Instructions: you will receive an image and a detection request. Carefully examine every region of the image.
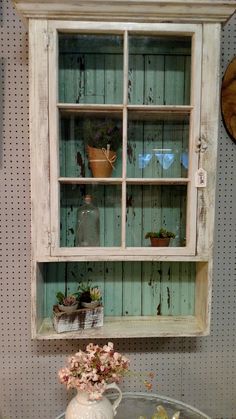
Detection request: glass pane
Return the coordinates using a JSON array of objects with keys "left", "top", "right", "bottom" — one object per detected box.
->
[
  {"left": 126, "top": 185, "right": 186, "bottom": 247},
  {"left": 59, "top": 34, "right": 123, "bottom": 104},
  {"left": 60, "top": 184, "right": 121, "bottom": 247},
  {"left": 127, "top": 112, "right": 189, "bottom": 178},
  {"left": 128, "top": 36, "right": 191, "bottom": 105},
  {"left": 59, "top": 111, "right": 123, "bottom": 178}
]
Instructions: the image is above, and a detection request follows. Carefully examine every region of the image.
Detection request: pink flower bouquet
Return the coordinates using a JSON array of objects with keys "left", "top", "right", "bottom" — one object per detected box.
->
[{"left": 58, "top": 342, "right": 130, "bottom": 400}]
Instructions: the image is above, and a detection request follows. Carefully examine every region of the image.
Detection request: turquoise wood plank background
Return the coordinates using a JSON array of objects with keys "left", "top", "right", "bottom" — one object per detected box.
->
[
  {"left": 59, "top": 34, "right": 191, "bottom": 105},
  {"left": 43, "top": 262, "right": 195, "bottom": 317},
  {"left": 128, "top": 36, "right": 191, "bottom": 105},
  {"left": 59, "top": 34, "right": 123, "bottom": 104}
]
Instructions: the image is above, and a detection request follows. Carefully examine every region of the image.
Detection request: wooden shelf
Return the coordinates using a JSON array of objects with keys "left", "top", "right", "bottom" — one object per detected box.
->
[
  {"left": 24, "top": 15, "right": 227, "bottom": 339},
  {"left": 36, "top": 254, "right": 208, "bottom": 262},
  {"left": 36, "top": 315, "right": 207, "bottom": 339},
  {"left": 51, "top": 247, "right": 196, "bottom": 258}
]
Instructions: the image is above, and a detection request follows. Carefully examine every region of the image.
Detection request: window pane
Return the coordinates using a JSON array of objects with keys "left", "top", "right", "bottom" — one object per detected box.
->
[
  {"left": 127, "top": 112, "right": 189, "bottom": 178},
  {"left": 126, "top": 185, "right": 187, "bottom": 247},
  {"left": 128, "top": 36, "right": 191, "bottom": 105},
  {"left": 60, "top": 184, "right": 122, "bottom": 247},
  {"left": 59, "top": 111, "right": 123, "bottom": 178},
  {"left": 59, "top": 34, "right": 123, "bottom": 104}
]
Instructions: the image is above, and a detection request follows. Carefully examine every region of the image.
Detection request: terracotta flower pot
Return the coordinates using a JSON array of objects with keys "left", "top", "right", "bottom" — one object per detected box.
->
[
  {"left": 150, "top": 237, "right": 170, "bottom": 247},
  {"left": 87, "top": 145, "right": 116, "bottom": 178}
]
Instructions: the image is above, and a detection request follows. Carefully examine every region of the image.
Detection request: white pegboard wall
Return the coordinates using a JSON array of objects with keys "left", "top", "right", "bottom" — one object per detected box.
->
[{"left": 0, "top": 2, "right": 235, "bottom": 418}]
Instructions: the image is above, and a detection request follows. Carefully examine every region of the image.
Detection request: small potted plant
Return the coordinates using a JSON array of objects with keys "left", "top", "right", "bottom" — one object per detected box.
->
[
  {"left": 56, "top": 291, "right": 78, "bottom": 314},
  {"left": 145, "top": 228, "right": 176, "bottom": 247},
  {"left": 84, "top": 118, "right": 121, "bottom": 177},
  {"left": 77, "top": 282, "right": 102, "bottom": 309}
]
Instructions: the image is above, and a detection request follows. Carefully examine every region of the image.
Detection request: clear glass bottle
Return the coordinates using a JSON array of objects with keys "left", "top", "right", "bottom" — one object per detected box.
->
[{"left": 76, "top": 195, "right": 100, "bottom": 246}]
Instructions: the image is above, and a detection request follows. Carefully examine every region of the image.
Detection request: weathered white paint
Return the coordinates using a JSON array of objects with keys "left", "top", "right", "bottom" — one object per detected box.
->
[
  {"left": 36, "top": 255, "right": 209, "bottom": 263},
  {"left": 185, "top": 24, "right": 202, "bottom": 255},
  {"left": 195, "top": 261, "right": 209, "bottom": 333},
  {"left": 38, "top": 314, "right": 207, "bottom": 339},
  {"left": 29, "top": 19, "right": 50, "bottom": 259},
  {"left": 22, "top": 2, "right": 235, "bottom": 338},
  {"left": 53, "top": 306, "right": 104, "bottom": 333},
  {"left": 14, "top": 0, "right": 236, "bottom": 24},
  {"left": 197, "top": 23, "right": 221, "bottom": 258},
  {"left": 58, "top": 177, "right": 189, "bottom": 184},
  {"left": 48, "top": 25, "right": 60, "bottom": 256}
]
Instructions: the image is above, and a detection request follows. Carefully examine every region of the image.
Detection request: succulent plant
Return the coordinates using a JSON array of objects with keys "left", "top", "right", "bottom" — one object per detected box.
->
[
  {"left": 145, "top": 228, "right": 176, "bottom": 239},
  {"left": 56, "top": 292, "right": 77, "bottom": 306}
]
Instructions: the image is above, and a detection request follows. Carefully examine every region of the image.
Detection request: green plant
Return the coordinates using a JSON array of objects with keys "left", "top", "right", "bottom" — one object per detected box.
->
[
  {"left": 84, "top": 118, "right": 121, "bottom": 151},
  {"left": 77, "top": 282, "right": 102, "bottom": 303},
  {"left": 56, "top": 292, "right": 77, "bottom": 306},
  {"left": 145, "top": 228, "right": 176, "bottom": 239}
]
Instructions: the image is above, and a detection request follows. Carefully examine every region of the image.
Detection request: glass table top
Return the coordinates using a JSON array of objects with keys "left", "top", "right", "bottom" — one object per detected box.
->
[{"left": 55, "top": 392, "right": 211, "bottom": 419}]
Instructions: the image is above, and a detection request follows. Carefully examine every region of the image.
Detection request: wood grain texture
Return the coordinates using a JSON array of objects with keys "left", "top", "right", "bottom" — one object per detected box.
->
[
  {"left": 53, "top": 305, "right": 104, "bottom": 333},
  {"left": 221, "top": 56, "right": 236, "bottom": 142},
  {"left": 13, "top": 0, "right": 236, "bottom": 23},
  {"left": 27, "top": 16, "right": 222, "bottom": 338},
  {"left": 38, "top": 315, "right": 206, "bottom": 339},
  {"left": 29, "top": 19, "right": 50, "bottom": 258},
  {"left": 197, "top": 24, "right": 221, "bottom": 257}
]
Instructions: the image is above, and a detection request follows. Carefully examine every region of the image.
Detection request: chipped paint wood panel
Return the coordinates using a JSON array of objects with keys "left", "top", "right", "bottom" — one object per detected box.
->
[
  {"left": 123, "top": 262, "right": 142, "bottom": 316},
  {"left": 59, "top": 34, "right": 123, "bottom": 104},
  {"left": 44, "top": 261, "right": 66, "bottom": 317},
  {"left": 142, "top": 261, "right": 161, "bottom": 315},
  {"left": 41, "top": 261, "right": 195, "bottom": 319}
]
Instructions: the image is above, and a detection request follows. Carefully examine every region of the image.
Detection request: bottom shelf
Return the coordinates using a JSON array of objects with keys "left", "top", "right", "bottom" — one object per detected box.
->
[
  {"left": 37, "top": 315, "right": 207, "bottom": 339},
  {"left": 33, "top": 260, "right": 210, "bottom": 339}
]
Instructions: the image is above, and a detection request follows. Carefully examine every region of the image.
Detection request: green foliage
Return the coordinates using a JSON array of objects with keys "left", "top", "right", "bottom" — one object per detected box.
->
[
  {"left": 145, "top": 228, "right": 176, "bottom": 239},
  {"left": 84, "top": 118, "right": 121, "bottom": 151},
  {"left": 56, "top": 291, "right": 77, "bottom": 306},
  {"left": 76, "top": 282, "right": 102, "bottom": 303},
  {"left": 56, "top": 291, "right": 65, "bottom": 305}
]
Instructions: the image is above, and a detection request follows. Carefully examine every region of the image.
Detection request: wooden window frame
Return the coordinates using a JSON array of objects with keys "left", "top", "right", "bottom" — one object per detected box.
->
[{"left": 48, "top": 21, "right": 202, "bottom": 258}]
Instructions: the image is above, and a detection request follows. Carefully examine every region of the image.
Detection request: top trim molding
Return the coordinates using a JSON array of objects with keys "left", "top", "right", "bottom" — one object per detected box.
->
[{"left": 13, "top": 0, "right": 236, "bottom": 23}]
